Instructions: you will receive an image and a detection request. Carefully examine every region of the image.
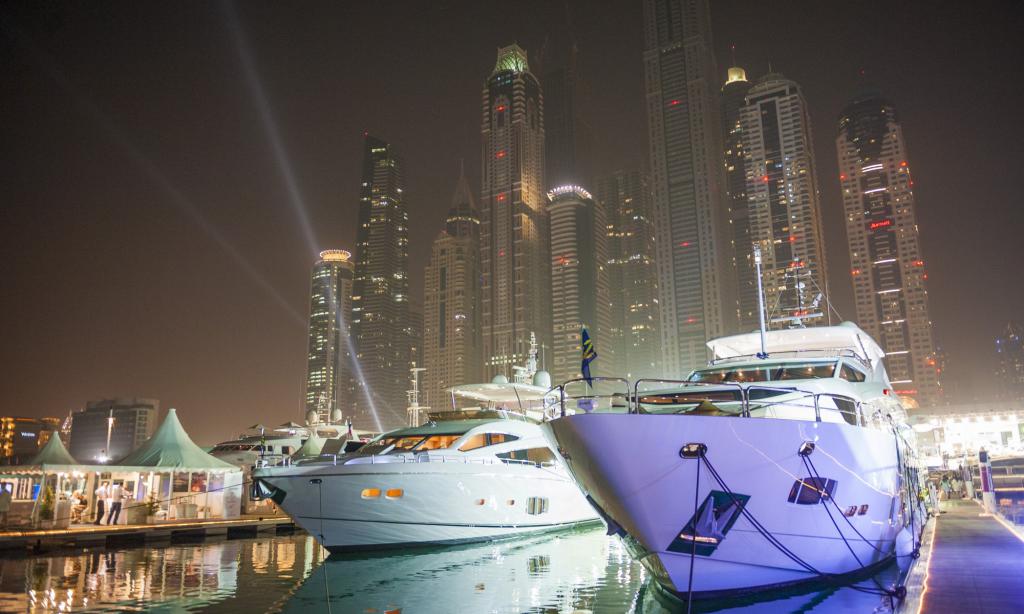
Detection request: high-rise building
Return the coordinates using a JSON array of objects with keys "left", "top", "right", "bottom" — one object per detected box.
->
[
  {"left": 480, "top": 44, "right": 550, "bottom": 376},
  {"left": 643, "top": 0, "right": 732, "bottom": 376},
  {"left": 351, "top": 135, "right": 411, "bottom": 429},
  {"left": 721, "top": 65, "right": 757, "bottom": 331},
  {"left": 0, "top": 416, "right": 61, "bottom": 464},
  {"left": 741, "top": 73, "right": 829, "bottom": 326},
  {"left": 69, "top": 397, "right": 159, "bottom": 462},
  {"left": 548, "top": 185, "right": 613, "bottom": 383},
  {"left": 541, "top": 41, "right": 590, "bottom": 190},
  {"left": 422, "top": 169, "right": 482, "bottom": 409},
  {"left": 596, "top": 170, "right": 661, "bottom": 379},
  {"left": 837, "top": 92, "right": 939, "bottom": 406},
  {"left": 303, "top": 249, "right": 355, "bottom": 422},
  {"left": 995, "top": 323, "right": 1024, "bottom": 402}
]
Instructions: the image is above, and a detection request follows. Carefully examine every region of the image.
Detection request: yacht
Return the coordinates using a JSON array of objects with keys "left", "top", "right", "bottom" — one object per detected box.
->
[
  {"left": 543, "top": 322, "right": 925, "bottom": 598},
  {"left": 251, "top": 376, "right": 599, "bottom": 552}
]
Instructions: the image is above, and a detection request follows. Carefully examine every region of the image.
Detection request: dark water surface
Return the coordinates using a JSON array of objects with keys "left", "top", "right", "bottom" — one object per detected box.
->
[{"left": 0, "top": 527, "right": 902, "bottom": 613}]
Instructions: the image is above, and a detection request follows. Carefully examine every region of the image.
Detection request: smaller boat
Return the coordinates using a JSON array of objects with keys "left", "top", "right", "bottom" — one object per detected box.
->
[{"left": 252, "top": 372, "right": 599, "bottom": 552}]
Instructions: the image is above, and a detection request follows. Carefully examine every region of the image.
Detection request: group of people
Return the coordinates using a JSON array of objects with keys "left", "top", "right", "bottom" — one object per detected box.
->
[
  {"left": 91, "top": 481, "right": 128, "bottom": 525},
  {"left": 925, "top": 471, "right": 969, "bottom": 513}
]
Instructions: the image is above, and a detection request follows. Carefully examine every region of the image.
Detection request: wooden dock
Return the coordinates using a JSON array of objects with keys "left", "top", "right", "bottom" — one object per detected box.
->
[
  {"left": 0, "top": 514, "right": 297, "bottom": 553},
  {"left": 902, "top": 499, "right": 1024, "bottom": 613}
]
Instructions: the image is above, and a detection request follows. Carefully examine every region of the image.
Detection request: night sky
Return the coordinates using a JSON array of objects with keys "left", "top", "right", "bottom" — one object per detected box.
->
[{"left": 2, "top": 1, "right": 1022, "bottom": 444}]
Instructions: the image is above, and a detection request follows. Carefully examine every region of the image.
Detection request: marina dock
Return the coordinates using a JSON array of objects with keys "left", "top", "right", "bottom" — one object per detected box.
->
[
  {"left": 903, "top": 499, "right": 1024, "bottom": 613},
  {"left": 0, "top": 514, "right": 296, "bottom": 553}
]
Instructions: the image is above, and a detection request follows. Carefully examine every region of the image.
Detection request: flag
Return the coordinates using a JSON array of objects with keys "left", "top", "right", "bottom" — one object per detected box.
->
[{"left": 581, "top": 327, "right": 597, "bottom": 385}]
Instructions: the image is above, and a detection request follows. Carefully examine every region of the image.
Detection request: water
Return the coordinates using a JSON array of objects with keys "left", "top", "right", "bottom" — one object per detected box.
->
[{"left": 0, "top": 527, "right": 902, "bottom": 613}]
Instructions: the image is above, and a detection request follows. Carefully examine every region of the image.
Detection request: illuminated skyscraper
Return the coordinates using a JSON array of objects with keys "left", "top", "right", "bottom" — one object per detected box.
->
[
  {"left": 721, "top": 65, "right": 757, "bottom": 331},
  {"left": 548, "top": 185, "right": 612, "bottom": 383},
  {"left": 838, "top": 92, "right": 939, "bottom": 405},
  {"left": 351, "top": 135, "right": 411, "bottom": 429},
  {"left": 996, "top": 323, "right": 1024, "bottom": 402},
  {"left": 741, "top": 73, "right": 828, "bottom": 326},
  {"left": 480, "top": 44, "right": 550, "bottom": 375},
  {"left": 422, "top": 168, "right": 482, "bottom": 409},
  {"left": 304, "top": 249, "right": 355, "bottom": 421},
  {"left": 643, "top": 0, "right": 732, "bottom": 376},
  {"left": 596, "top": 170, "right": 661, "bottom": 378}
]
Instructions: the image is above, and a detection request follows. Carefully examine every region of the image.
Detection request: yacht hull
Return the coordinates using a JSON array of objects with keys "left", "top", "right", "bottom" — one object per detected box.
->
[
  {"left": 255, "top": 461, "right": 599, "bottom": 552},
  {"left": 544, "top": 414, "right": 914, "bottom": 596}
]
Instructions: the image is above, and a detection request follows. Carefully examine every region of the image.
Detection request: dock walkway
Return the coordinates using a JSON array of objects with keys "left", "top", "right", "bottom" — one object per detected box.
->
[
  {"left": 0, "top": 514, "right": 296, "bottom": 553},
  {"left": 916, "top": 500, "right": 1024, "bottom": 613}
]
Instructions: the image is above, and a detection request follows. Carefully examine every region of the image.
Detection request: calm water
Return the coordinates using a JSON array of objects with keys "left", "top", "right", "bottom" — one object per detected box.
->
[{"left": 0, "top": 527, "right": 902, "bottom": 613}]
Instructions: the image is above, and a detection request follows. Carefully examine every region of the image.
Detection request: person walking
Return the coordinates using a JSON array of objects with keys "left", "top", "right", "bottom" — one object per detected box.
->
[
  {"left": 106, "top": 482, "right": 124, "bottom": 525},
  {"left": 94, "top": 482, "right": 108, "bottom": 525}
]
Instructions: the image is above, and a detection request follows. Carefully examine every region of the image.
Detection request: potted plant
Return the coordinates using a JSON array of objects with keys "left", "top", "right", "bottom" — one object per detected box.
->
[
  {"left": 38, "top": 486, "right": 54, "bottom": 527},
  {"left": 145, "top": 494, "right": 160, "bottom": 523}
]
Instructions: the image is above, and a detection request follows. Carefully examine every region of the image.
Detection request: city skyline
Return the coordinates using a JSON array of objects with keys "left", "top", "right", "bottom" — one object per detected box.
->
[{"left": 3, "top": 1, "right": 1023, "bottom": 443}]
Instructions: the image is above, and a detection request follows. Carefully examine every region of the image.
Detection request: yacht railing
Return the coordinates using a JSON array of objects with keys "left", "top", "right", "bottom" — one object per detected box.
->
[
  {"left": 708, "top": 348, "right": 871, "bottom": 370},
  {"left": 292, "top": 452, "right": 557, "bottom": 468},
  {"left": 552, "top": 377, "right": 867, "bottom": 427}
]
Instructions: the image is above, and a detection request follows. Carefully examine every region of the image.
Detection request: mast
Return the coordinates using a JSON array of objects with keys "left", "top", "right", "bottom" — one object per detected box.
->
[
  {"left": 406, "top": 363, "right": 428, "bottom": 427},
  {"left": 753, "top": 244, "right": 768, "bottom": 359}
]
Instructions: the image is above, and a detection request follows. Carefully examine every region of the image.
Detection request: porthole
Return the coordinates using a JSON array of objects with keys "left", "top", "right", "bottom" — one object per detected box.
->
[
  {"left": 507, "top": 499, "right": 516, "bottom": 506},
  {"left": 385, "top": 488, "right": 404, "bottom": 499},
  {"left": 361, "top": 488, "right": 381, "bottom": 499},
  {"left": 474, "top": 499, "right": 486, "bottom": 506}
]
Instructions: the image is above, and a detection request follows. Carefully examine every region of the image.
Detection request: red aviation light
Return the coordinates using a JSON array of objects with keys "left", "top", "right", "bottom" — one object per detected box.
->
[
  {"left": 851, "top": 269, "right": 861, "bottom": 276},
  {"left": 669, "top": 99, "right": 681, "bottom": 106},
  {"left": 496, "top": 150, "right": 506, "bottom": 159},
  {"left": 679, "top": 241, "right": 691, "bottom": 247},
  {"left": 788, "top": 235, "right": 796, "bottom": 243},
  {"left": 498, "top": 249, "right": 505, "bottom": 257},
  {"left": 913, "top": 260, "right": 924, "bottom": 267},
  {"left": 497, "top": 193, "right": 507, "bottom": 201},
  {"left": 762, "top": 175, "right": 770, "bottom": 183},
  {"left": 495, "top": 104, "right": 507, "bottom": 112},
  {"left": 869, "top": 219, "right": 892, "bottom": 230},
  {"left": 840, "top": 173, "right": 847, "bottom": 180},
  {"left": 900, "top": 161, "right": 908, "bottom": 167},
  {"left": 687, "top": 317, "right": 696, "bottom": 323}
]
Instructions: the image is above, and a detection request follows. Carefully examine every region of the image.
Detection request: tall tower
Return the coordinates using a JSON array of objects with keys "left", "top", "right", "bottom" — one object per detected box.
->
[
  {"left": 996, "top": 323, "right": 1024, "bottom": 403},
  {"left": 837, "top": 92, "right": 939, "bottom": 406},
  {"left": 547, "top": 185, "right": 612, "bottom": 383},
  {"left": 422, "top": 168, "right": 482, "bottom": 409},
  {"left": 643, "top": 0, "right": 732, "bottom": 377},
  {"left": 304, "top": 249, "right": 355, "bottom": 421},
  {"left": 351, "top": 135, "right": 411, "bottom": 430},
  {"left": 480, "top": 44, "right": 550, "bottom": 376},
  {"left": 721, "top": 66, "right": 756, "bottom": 331},
  {"left": 596, "top": 169, "right": 661, "bottom": 378},
  {"left": 741, "top": 73, "right": 829, "bottom": 326}
]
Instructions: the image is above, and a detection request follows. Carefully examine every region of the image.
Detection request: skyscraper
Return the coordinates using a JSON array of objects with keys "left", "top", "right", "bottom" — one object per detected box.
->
[
  {"left": 69, "top": 398, "right": 158, "bottom": 463},
  {"left": 643, "top": 0, "right": 732, "bottom": 376},
  {"left": 480, "top": 44, "right": 550, "bottom": 376},
  {"left": 351, "top": 135, "right": 411, "bottom": 429},
  {"left": 541, "top": 41, "right": 590, "bottom": 190},
  {"left": 422, "top": 168, "right": 482, "bottom": 409},
  {"left": 596, "top": 169, "right": 661, "bottom": 378},
  {"left": 741, "top": 73, "right": 829, "bottom": 326},
  {"left": 303, "top": 249, "right": 355, "bottom": 422},
  {"left": 996, "top": 323, "right": 1024, "bottom": 402},
  {"left": 837, "top": 92, "right": 940, "bottom": 407},
  {"left": 548, "top": 185, "right": 612, "bottom": 383},
  {"left": 721, "top": 65, "right": 756, "bottom": 331}
]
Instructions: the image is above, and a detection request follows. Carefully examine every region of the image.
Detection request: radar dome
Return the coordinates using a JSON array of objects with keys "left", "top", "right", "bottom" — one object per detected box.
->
[
  {"left": 305, "top": 409, "right": 319, "bottom": 426},
  {"left": 491, "top": 374, "right": 509, "bottom": 384},
  {"left": 532, "top": 370, "right": 552, "bottom": 388}
]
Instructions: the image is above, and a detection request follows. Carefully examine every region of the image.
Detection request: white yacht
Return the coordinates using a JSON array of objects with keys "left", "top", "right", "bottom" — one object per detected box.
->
[
  {"left": 544, "top": 322, "right": 925, "bottom": 599},
  {"left": 251, "top": 379, "right": 599, "bottom": 552}
]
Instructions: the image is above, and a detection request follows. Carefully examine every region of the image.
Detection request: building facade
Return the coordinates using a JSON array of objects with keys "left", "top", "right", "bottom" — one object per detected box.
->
[
  {"left": 480, "top": 44, "right": 551, "bottom": 377},
  {"left": 643, "top": 0, "right": 732, "bottom": 376},
  {"left": 0, "top": 417, "right": 61, "bottom": 465},
  {"left": 741, "top": 73, "right": 829, "bottom": 326},
  {"left": 837, "top": 92, "right": 939, "bottom": 406},
  {"left": 350, "top": 135, "right": 412, "bottom": 430},
  {"left": 422, "top": 170, "right": 482, "bottom": 410},
  {"left": 721, "top": 66, "right": 757, "bottom": 331},
  {"left": 596, "top": 169, "right": 661, "bottom": 379},
  {"left": 303, "top": 249, "right": 355, "bottom": 423},
  {"left": 548, "top": 185, "right": 613, "bottom": 383},
  {"left": 995, "top": 323, "right": 1024, "bottom": 402},
  {"left": 69, "top": 398, "right": 159, "bottom": 463}
]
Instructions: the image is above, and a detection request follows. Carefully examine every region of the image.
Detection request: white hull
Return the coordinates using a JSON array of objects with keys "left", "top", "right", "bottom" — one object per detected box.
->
[
  {"left": 257, "top": 461, "right": 599, "bottom": 551},
  {"left": 545, "top": 413, "right": 916, "bottom": 596}
]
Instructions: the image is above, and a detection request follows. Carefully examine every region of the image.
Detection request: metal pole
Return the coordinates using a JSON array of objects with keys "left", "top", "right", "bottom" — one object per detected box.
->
[{"left": 753, "top": 245, "right": 768, "bottom": 359}]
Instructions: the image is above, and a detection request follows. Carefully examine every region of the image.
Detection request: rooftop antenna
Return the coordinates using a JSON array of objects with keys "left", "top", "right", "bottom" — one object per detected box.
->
[{"left": 730, "top": 44, "right": 737, "bottom": 66}]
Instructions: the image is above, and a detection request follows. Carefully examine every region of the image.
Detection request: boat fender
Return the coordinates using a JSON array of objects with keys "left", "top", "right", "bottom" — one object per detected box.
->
[
  {"left": 895, "top": 527, "right": 916, "bottom": 571},
  {"left": 798, "top": 441, "right": 815, "bottom": 456}
]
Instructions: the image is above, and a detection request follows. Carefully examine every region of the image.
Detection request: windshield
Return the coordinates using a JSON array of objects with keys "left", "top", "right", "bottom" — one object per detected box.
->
[
  {"left": 357, "top": 433, "right": 465, "bottom": 455},
  {"left": 690, "top": 361, "right": 836, "bottom": 383}
]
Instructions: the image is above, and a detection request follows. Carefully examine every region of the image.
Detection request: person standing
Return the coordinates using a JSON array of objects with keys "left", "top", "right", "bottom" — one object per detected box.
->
[
  {"left": 94, "top": 482, "right": 108, "bottom": 525},
  {"left": 0, "top": 483, "right": 12, "bottom": 529},
  {"left": 106, "top": 482, "right": 123, "bottom": 525}
]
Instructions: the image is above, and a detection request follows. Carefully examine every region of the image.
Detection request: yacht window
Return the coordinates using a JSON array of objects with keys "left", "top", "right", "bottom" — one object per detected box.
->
[
  {"left": 497, "top": 447, "right": 556, "bottom": 465},
  {"left": 359, "top": 435, "right": 426, "bottom": 455},
  {"left": 690, "top": 362, "right": 836, "bottom": 383},
  {"left": 527, "top": 497, "right": 549, "bottom": 515},
  {"left": 839, "top": 364, "right": 866, "bottom": 382},
  {"left": 415, "top": 435, "right": 461, "bottom": 451},
  {"left": 458, "top": 433, "right": 520, "bottom": 451}
]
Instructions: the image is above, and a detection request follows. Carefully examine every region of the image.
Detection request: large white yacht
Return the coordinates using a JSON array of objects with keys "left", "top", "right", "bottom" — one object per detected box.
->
[
  {"left": 251, "top": 378, "right": 599, "bottom": 552},
  {"left": 544, "top": 322, "right": 925, "bottom": 599}
]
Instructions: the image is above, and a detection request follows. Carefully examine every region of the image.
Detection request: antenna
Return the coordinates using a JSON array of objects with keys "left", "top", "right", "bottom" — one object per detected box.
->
[
  {"left": 406, "top": 363, "right": 429, "bottom": 427},
  {"left": 730, "top": 44, "right": 737, "bottom": 66},
  {"left": 753, "top": 244, "right": 768, "bottom": 359}
]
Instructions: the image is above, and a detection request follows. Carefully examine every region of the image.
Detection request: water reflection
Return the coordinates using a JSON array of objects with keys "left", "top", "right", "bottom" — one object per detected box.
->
[{"left": 0, "top": 527, "right": 901, "bottom": 613}]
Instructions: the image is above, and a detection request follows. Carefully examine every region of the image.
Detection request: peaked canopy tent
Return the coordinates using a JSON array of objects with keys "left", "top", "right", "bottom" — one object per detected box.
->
[{"left": 114, "top": 408, "right": 243, "bottom": 521}]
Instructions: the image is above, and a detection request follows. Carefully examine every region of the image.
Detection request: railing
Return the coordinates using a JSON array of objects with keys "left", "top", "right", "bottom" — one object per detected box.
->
[
  {"left": 275, "top": 452, "right": 558, "bottom": 469},
  {"left": 553, "top": 377, "right": 867, "bottom": 427}
]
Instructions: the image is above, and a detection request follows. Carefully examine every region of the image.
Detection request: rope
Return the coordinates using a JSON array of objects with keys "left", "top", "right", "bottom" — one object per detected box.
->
[{"left": 686, "top": 455, "right": 700, "bottom": 614}]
